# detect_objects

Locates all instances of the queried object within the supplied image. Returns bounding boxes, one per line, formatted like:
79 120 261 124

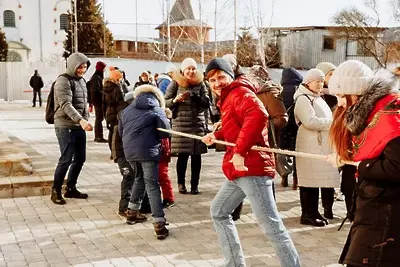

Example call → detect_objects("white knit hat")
328 60 374 96
180 58 197 72
303 68 325 85
165 62 177 74
316 62 336 76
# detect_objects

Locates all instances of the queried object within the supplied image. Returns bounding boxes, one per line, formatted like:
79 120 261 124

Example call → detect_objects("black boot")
321 188 335 220
281 175 288 187
51 188 66 205
64 187 88 199
231 202 243 221
299 187 326 227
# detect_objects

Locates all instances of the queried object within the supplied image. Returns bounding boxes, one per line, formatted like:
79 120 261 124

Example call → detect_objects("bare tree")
331 0 400 67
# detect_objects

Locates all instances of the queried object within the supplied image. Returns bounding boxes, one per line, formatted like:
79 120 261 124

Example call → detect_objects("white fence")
0 60 66 101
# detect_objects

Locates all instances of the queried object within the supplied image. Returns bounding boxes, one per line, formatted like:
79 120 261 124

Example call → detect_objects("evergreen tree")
64 0 114 59
0 28 8 62
236 27 259 67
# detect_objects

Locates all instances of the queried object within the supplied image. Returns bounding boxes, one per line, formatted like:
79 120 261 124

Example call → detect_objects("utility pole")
233 0 237 56
199 0 204 66
167 0 171 61
74 0 78 52
135 0 138 52
103 0 106 56
214 0 218 57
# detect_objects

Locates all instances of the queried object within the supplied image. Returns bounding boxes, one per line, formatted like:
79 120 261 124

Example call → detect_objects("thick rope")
157 128 327 161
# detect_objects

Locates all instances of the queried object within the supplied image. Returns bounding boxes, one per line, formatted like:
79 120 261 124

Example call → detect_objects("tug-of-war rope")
157 128 327 161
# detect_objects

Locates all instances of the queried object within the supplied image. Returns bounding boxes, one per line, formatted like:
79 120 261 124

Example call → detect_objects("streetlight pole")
167 0 171 61
103 0 106 56
74 0 78 52
233 0 237 56
135 0 138 53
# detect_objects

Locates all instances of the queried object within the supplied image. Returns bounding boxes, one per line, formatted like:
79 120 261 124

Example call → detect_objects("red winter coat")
214 76 275 180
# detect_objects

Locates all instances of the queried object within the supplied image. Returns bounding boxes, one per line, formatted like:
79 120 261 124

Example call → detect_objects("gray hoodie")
54 53 90 128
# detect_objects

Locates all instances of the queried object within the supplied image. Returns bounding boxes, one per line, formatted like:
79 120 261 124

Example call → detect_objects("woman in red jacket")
203 58 300 267
328 60 400 267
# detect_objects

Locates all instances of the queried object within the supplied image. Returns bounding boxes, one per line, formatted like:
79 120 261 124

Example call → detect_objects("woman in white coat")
294 69 340 227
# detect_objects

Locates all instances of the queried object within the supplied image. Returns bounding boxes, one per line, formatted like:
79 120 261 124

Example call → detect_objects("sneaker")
154 221 169 240
64 187 88 199
51 189 66 205
126 210 148 225
162 200 175 208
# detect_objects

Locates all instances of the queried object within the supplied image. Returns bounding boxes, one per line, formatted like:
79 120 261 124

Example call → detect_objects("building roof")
7 41 31 51
156 0 211 29
262 25 388 33
114 35 161 44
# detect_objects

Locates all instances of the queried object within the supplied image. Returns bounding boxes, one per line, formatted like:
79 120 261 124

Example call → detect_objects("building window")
128 41 135 52
115 41 122 51
3 10 16 27
356 39 375 56
60 14 69 31
323 36 335 50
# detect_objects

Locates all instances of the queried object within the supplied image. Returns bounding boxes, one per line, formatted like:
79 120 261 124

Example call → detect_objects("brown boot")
178 184 187 194
154 221 169 240
292 176 298 190
126 210 147 225
281 175 288 187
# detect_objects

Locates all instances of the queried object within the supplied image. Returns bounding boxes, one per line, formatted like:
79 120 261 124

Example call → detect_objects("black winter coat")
89 71 104 105
103 79 128 126
164 72 210 155
29 75 44 91
340 136 400 267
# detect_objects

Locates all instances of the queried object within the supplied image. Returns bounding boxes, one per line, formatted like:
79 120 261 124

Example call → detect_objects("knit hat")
205 58 235 79
180 58 197 72
109 66 123 81
222 54 237 69
303 68 325 85
96 61 106 71
328 60 374 96
165 63 177 74
316 62 336 76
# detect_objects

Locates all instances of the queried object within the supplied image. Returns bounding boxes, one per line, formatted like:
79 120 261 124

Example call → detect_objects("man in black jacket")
29 70 44 107
89 61 107 142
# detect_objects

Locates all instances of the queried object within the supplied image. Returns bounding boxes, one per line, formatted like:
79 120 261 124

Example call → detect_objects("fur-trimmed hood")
103 78 120 86
346 71 398 136
133 84 166 109
171 70 204 88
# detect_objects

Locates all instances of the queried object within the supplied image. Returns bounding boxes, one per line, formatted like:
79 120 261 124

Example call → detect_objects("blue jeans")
128 161 165 223
210 176 300 267
53 127 86 190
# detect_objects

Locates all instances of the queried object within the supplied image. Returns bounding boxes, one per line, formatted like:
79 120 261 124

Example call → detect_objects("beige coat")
294 84 340 188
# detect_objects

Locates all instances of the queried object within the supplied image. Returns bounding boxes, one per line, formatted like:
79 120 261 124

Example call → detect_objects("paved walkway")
0 103 349 267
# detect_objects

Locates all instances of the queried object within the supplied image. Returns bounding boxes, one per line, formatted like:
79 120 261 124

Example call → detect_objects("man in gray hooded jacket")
51 52 93 205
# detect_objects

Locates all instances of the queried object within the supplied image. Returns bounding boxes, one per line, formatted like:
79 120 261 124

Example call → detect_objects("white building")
0 0 70 62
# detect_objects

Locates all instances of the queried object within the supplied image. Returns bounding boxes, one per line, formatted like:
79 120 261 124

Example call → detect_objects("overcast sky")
99 0 398 40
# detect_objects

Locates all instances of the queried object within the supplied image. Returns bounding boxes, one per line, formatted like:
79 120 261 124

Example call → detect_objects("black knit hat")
205 58 235 79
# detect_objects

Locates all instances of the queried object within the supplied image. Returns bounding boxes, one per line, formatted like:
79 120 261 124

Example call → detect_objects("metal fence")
0 60 66 101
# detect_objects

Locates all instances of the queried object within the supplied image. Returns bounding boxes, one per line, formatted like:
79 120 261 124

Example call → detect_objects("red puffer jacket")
214 76 275 180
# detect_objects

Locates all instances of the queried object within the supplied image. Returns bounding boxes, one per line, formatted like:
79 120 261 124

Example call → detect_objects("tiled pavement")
0 103 349 267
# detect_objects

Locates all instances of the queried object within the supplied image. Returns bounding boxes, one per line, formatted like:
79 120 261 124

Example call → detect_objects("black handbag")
269 121 293 178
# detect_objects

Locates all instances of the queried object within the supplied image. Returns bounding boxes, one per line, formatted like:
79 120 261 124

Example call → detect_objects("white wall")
1 0 69 62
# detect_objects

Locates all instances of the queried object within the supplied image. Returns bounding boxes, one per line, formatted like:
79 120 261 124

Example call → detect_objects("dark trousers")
299 187 334 216
93 102 104 139
53 127 86 191
32 90 42 107
116 157 136 212
107 122 117 152
341 165 357 213
176 154 201 189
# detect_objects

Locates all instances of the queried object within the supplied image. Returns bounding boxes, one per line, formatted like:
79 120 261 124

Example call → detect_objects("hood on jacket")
171 70 204 88
294 83 319 100
346 71 398 136
66 53 90 78
103 78 121 93
157 73 172 82
220 76 258 105
133 84 166 109
281 68 303 86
